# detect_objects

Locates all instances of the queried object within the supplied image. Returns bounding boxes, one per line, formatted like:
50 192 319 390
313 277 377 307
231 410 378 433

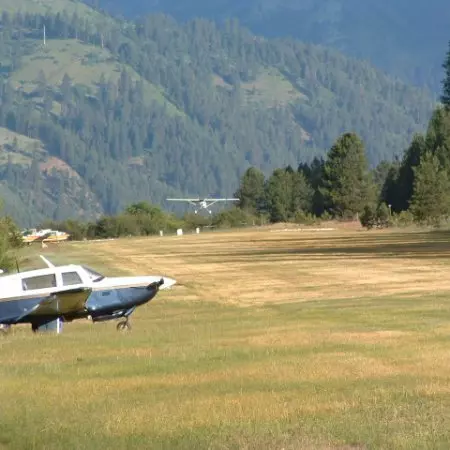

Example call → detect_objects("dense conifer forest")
88 0 449 92
0 0 436 227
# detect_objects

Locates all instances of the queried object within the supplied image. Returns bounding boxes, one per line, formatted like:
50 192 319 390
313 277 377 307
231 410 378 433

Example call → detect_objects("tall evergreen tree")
265 168 293 223
380 163 401 209
234 167 266 214
425 108 450 169
321 133 373 218
298 157 325 216
390 134 427 212
410 151 450 224
291 171 314 215
442 40 450 109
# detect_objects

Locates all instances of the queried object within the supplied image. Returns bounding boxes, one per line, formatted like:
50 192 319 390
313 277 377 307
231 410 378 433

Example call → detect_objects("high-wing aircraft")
0 256 176 334
167 197 239 214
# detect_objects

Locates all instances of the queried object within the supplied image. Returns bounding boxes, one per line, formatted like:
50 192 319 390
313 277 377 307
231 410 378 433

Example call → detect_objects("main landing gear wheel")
117 321 131 332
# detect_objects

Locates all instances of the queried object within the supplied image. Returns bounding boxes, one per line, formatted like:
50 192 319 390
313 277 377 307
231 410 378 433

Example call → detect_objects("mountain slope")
10 39 182 116
0 0 437 226
0 127 103 225
89 0 449 91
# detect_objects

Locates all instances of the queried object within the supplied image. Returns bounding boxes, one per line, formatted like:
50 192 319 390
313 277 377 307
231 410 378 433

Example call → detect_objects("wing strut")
40 255 55 268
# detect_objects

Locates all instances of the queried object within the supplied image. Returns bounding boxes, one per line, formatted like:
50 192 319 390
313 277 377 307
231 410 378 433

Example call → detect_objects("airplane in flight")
0 256 176 334
167 197 240 214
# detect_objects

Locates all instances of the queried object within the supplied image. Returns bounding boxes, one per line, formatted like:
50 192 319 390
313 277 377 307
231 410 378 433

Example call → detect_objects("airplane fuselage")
0 263 176 332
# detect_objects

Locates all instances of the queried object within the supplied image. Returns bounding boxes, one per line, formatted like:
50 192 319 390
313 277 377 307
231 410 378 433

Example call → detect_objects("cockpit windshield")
82 266 105 282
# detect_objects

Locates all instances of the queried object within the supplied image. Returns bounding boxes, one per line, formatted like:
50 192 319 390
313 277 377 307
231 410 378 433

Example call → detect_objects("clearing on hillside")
11 39 182 116
0 127 45 166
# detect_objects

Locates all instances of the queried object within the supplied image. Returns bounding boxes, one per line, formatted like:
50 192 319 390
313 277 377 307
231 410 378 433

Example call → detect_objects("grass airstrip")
2 223 450 449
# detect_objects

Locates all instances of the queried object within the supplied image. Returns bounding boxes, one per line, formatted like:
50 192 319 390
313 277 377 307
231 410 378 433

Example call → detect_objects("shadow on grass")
196 230 450 262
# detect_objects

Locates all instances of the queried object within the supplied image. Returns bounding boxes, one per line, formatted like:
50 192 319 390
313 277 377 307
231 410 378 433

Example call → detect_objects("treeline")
235 133 383 226
38 201 259 241
235 44 450 228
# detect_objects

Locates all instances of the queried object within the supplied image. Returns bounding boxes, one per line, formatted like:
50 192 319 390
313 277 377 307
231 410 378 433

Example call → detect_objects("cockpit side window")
62 271 83 286
22 274 57 291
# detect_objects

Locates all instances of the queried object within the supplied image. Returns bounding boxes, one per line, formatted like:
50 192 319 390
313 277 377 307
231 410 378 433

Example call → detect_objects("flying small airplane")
167 197 240 214
0 256 176 334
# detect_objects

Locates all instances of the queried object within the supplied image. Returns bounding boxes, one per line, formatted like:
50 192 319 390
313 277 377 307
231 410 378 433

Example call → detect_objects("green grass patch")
213 68 307 109
241 68 307 107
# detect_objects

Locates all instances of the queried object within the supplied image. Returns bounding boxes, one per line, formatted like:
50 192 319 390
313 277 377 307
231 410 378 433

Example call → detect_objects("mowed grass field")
2 225 450 449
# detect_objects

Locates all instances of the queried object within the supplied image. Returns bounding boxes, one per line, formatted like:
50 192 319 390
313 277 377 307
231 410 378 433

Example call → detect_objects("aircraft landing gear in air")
116 320 132 331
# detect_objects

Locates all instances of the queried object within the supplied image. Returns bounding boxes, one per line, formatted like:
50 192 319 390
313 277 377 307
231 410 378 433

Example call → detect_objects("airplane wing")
31 232 53 242
167 198 201 202
204 198 240 201
1 288 92 324
29 287 92 316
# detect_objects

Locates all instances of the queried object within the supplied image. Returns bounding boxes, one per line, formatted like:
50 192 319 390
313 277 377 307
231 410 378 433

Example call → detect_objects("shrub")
392 210 415 228
360 203 392 229
293 210 319 225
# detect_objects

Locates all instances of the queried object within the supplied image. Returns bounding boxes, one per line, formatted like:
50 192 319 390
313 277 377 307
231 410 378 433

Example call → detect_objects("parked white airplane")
0 256 176 334
167 197 239 214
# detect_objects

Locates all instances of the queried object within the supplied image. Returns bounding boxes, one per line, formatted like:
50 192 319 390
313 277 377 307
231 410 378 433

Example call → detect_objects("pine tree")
265 168 293 223
321 133 373 218
298 157 326 216
376 202 390 228
442 40 450 109
291 171 314 215
393 134 427 211
410 152 450 225
234 167 266 214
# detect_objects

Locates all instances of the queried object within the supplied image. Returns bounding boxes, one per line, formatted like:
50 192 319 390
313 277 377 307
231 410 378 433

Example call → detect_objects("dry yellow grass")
61 226 450 305
3 226 450 449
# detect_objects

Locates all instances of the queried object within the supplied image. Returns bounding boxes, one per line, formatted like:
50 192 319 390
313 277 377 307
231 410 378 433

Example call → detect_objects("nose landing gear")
116 320 132 331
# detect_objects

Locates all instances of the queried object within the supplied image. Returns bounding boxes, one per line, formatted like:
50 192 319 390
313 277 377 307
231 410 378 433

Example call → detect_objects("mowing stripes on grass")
2 227 450 448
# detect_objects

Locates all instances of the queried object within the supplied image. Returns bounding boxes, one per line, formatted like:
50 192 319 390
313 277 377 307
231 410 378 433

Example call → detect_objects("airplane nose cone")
161 277 176 290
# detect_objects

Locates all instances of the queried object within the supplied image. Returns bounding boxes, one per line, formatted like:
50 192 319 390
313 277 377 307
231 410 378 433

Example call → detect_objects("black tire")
116 321 131 331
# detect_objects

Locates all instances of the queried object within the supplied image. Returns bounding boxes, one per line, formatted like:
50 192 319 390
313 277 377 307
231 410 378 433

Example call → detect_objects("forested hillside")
0 0 436 226
90 0 449 92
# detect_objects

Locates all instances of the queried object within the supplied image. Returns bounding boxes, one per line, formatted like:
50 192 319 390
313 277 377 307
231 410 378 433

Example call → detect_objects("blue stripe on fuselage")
0 286 158 325
86 286 157 314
